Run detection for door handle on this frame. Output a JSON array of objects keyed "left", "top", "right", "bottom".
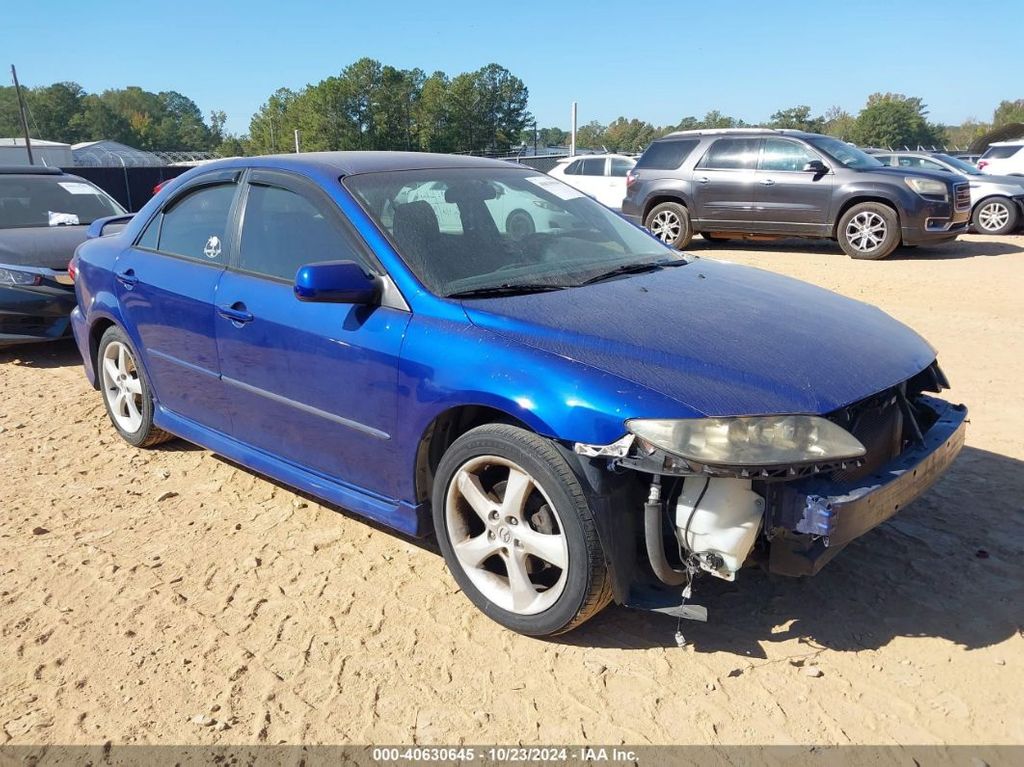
[
  {"left": 760, "top": 179, "right": 776, "bottom": 186},
  {"left": 216, "top": 303, "right": 255, "bottom": 324},
  {"left": 115, "top": 268, "right": 138, "bottom": 288},
  {"left": 696, "top": 176, "right": 711, "bottom": 184}
]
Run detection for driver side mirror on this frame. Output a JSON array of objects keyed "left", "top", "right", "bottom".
[
  {"left": 294, "top": 260, "right": 381, "bottom": 305},
  {"left": 803, "top": 160, "right": 828, "bottom": 174}
]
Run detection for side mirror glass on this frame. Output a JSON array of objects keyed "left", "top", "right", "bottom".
[
  {"left": 294, "top": 260, "right": 380, "bottom": 305},
  {"left": 803, "top": 160, "right": 828, "bottom": 174}
]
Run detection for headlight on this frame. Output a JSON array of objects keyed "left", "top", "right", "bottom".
[
  {"left": 0, "top": 266, "right": 41, "bottom": 286},
  {"left": 904, "top": 177, "right": 948, "bottom": 199},
  {"left": 626, "top": 415, "right": 866, "bottom": 467}
]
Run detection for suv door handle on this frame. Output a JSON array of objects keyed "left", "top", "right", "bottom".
[
  {"left": 696, "top": 176, "right": 711, "bottom": 184},
  {"left": 760, "top": 178, "right": 776, "bottom": 186},
  {"left": 216, "top": 303, "right": 254, "bottom": 324},
  {"left": 115, "top": 268, "right": 138, "bottom": 288}
]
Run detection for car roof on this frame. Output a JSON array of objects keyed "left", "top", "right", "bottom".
[
  {"left": 197, "top": 151, "right": 519, "bottom": 176},
  {"left": 0, "top": 165, "right": 65, "bottom": 175}
]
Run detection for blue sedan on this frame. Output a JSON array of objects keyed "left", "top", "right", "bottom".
[{"left": 69, "top": 152, "right": 967, "bottom": 636}]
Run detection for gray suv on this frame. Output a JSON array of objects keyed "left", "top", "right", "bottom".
[{"left": 622, "top": 129, "right": 972, "bottom": 260}]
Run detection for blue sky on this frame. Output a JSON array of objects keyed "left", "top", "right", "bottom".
[{"left": 3, "top": 0, "right": 1020, "bottom": 136}]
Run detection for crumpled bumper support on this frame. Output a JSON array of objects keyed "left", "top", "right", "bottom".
[{"left": 767, "top": 396, "right": 967, "bottom": 576}]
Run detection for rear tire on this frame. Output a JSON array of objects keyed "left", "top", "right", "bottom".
[
  {"left": 432, "top": 424, "right": 612, "bottom": 636},
  {"left": 972, "top": 196, "right": 1019, "bottom": 235},
  {"left": 837, "top": 202, "right": 900, "bottom": 260},
  {"left": 644, "top": 201, "right": 693, "bottom": 250},
  {"left": 97, "top": 326, "right": 172, "bottom": 448}
]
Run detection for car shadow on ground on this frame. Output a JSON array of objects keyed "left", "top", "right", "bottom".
[
  {"left": 555, "top": 445, "right": 1023, "bottom": 657},
  {"left": 0, "top": 338, "right": 81, "bottom": 369},
  {"left": 687, "top": 234, "right": 1022, "bottom": 260}
]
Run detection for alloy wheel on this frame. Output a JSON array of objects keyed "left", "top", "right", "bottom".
[
  {"left": 101, "top": 341, "right": 144, "bottom": 433},
  {"left": 649, "top": 210, "right": 682, "bottom": 243},
  {"left": 977, "top": 201, "right": 1010, "bottom": 232},
  {"left": 445, "top": 455, "right": 569, "bottom": 615},
  {"left": 845, "top": 211, "right": 887, "bottom": 253}
]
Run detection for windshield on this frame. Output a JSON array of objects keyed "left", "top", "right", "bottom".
[
  {"left": 344, "top": 167, "right": 682, "bottom": 297},
  {"left": 0, "top": 175, "right": 125, "bottom": 229},
  {"left": 804, "top": 137, "right": 883, "bottom": 169},
  {"left": 934, "top": 154, "right": 982, "bottom": 175}
]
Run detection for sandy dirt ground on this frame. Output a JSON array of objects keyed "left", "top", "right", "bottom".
[{"left": 1, "top": 233, "right": 1022, "bottom": 747}]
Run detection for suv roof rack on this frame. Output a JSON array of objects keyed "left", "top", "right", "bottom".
[
  {"left": 663, "top": 128, "right": 779, "bottom": 138},
  {"left": 0, "top": 165, "right": 64, "bottom": 175}
]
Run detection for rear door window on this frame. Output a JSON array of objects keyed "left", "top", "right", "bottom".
[
  {"left": 635, "top": 140, "right": 699, "bottom": 170},
  {"left": 156, "top": 183, "right": 237, "bottom": 265},
  {"left": 563, "top": 160, "right": 583, "bottom": 175},
  {"left": 580, "top": 158, "right": 606, "bottom": 176},
  {"left": 698, "top": 138, "right": 762, "bottom": 170}
]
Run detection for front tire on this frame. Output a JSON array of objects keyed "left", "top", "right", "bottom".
[
  {"left": 644, "top": 201, "right": 693, "bottom": 249},
  {"left": 97, "top": 326, "right": 172, "bottom": 448},
  {"left": 505, "top": 209, "right": 536, "bottom": 241},
  {"left": 432, "top": 424, "right": 612, "bottom": 636},
  {"left": 972, "top": 196, "right": 1019, "bottom": 235},
  {"left": 837, "top": 202, "right": 900, "bottom": 260}
]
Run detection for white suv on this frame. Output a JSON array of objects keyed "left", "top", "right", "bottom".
[{"left": 978, "top": 141, "right": 1024, "bottom": 176}]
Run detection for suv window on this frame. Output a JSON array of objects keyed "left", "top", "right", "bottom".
[
  {"left": 636, "top": 139, "right": 699, "bottom": 170},
  {"left": 238, "top": 183, "right": 367, "bottom": 281},
  {"left": 609, "top": 158, "right": 634, "bottom": 177},
  {"left": 894, "top": 156, "right": 946, "bottom": 171},
  {"left": 699, "top": 138, "right": 762, "bottom": 170},
  {"left": 157, "top": 183, "right": 237, "bottom": 264},
  {"left": 981, "top": 144, "right": 1023, "bottom": 160},
  {"left": 580, "top": 158, "right": 606, "bottom": 176},
  {"left": 759, "top": 139, "right": 818, "bottom": 172},
  {"left": 563, "top": 160, "right": 583, "bottom": 176}
]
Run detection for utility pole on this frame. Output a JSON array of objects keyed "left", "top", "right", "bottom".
[
  {"left": 10, "top": 65, "right": 34, "bottom": 165},
  {"left": 570, "top": 102, "right": 577, "bottom": 157},
  {"left": 533, "top": 119, "right": 538, "bottom": 155},
  {"left": 294, "top": 129, "right": 300, "bottom": 153}
]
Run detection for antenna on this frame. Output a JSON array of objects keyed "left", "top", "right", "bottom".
[{"left": 10, "top": 65, "right": 34, "bottom": 165}]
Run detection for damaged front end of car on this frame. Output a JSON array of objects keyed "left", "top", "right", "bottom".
[{"left": 573, "top": 361, "right": 968, "bottom": 621}]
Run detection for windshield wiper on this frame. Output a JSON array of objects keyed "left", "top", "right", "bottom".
[
  {"left": 447, "top": 283, "right": 570, "bottom": 299},
  {"left": 576, "top": 258, "right": 686, "bottom": 286}
]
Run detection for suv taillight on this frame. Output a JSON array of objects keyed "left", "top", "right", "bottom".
[
  {"left": 977, "top": 160, "right": 988, "bottom": 170},
  {"left": 626, "top": 171, "right": 637, "bottom": 189},
  {"left": 68, "top": 254, "right": 78, "bottom": 282}
]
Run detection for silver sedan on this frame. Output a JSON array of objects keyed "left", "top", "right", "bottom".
[{"left": 874, "top": 151, "right": 1024, "bottom": 235}]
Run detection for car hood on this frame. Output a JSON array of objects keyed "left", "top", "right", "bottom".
[
  {"left": 463, "top": 259, "right": 936, "bottom": 417},
  {"left": 0, "top": 226, "right": 89, "bottom": 270},
  {"left": 966, "top": 174, "right": 1024, "bottom": 192},
  {"left": 866, "top": 166, "right": 965, "bottom": 185}
]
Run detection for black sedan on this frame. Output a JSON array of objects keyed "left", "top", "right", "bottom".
[{"left": 0, "top": 166, "right": 125, "bottom": 347}]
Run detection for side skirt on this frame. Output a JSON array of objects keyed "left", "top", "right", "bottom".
[{"left": 154, "top": 406, "right": 424, "bottom": 536}]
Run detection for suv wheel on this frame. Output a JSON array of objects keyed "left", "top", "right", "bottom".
[
  {"left": 972, "top": 197, "right": 1019, "bottom": 235},
  {"left": 837, "top": 202, "right": 900, "bottom": 260},
  {"left": 644, "top": 202, "right": 693, "bottom": 249},
  {"left": 432, "top": 424, "right": 612, "bottom": 636}
]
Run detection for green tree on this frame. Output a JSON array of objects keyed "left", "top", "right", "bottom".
[
  {"left": 602, "top": 117, "right": 658, "bottom": 152},
  {"left": 851, "top": 93, "right": 943, "bottom": 149},
  {"left": 767, "top": 105, "right": 824, "bottom": 132},
  {"left": 574, "top": 120, "right": 606, "bottom": 149},
  {"left": 822, "top": 105, "right": 856, "bottom": 139},
  {"left": 992, "top": 99, "right": 1024, "bottom": 127}
]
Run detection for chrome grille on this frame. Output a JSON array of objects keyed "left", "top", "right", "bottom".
[{"left": 954, "top": 182, "right": 971, "bottom": 211}]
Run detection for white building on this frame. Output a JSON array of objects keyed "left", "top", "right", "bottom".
[{"left": 0, "top": 138, "right": 74, "bottom": 167}]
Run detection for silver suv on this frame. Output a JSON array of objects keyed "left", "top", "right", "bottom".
[{"left": 622, "top": 129, "right": 971, "bottom": 260}]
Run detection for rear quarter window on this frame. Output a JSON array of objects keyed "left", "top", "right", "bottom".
[
  {"left": 982, "top": 144, "right": 1023, "bottom": 159},
  {"left": 636, "top": 140, "right": 700, "bottom": 170}
]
